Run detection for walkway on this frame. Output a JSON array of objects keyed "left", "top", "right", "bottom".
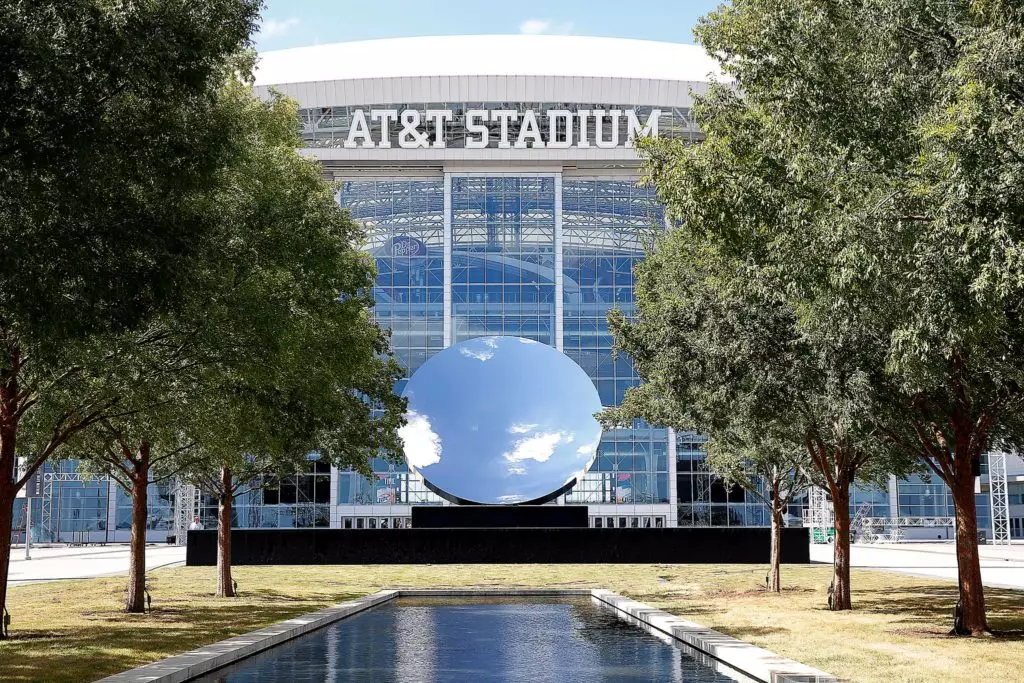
[
  {"left": 8, "top": 544, "right": 187, "bottom": 587},
  {"left": 809, "top": 541, "right": 1024, "bottom": 590}
]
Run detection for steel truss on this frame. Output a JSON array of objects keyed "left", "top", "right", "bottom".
[
  {"left": 988, "top": 451, "right": 1011, "bottom": 545},
  {"left": 807, "top": 487, "right": 833, "bottom": 544},
  {"left": 172, "top": 479, "right": 202, "bottom": 546}
]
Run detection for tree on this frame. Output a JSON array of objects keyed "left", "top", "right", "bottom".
[
  {"left": 66, "top": 328, "right": 202, "bottom": 613},
  {"left": 704, "top": 431, "right": 810, "bottom": 592},
  {"left": 599, "top": 227, "right": 912, "bottom": 611},
  {"left": 165, "top": 84, "right": 406, "bottom": 599},
  {"left": 678, "top": 0, "right": 1024, "bottom": 635},
  {"left": 0, "top": 0, "right": 260, "bottom": 632}
]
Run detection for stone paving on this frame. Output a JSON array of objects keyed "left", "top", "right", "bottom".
[
  {"left": 8, "top": 544, "right": 186, "bottom": 587},
  {"left": 809, "top": 540, "right": 1024, "bottom": 589}
]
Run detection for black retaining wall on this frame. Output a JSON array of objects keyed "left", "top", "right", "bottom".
[
  {"left": 412, "top": 505, "right": 589, "bottom": 528},
  {"left": 185, "top": 527, "right": 810, "bottom": 565}
]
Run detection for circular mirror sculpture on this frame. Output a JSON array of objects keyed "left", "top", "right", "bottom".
[{"left": 398, "top": 336, "right": 603, "bottom": 505}]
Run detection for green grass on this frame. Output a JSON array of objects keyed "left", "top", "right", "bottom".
[{"left": 1, "top": 563, "right": 1022, "bottom": 682}]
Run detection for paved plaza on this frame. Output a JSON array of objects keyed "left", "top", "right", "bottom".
[
  {"left": 810, "top": 540, "right": 1024, "bottom": 589},
  {"left": 8, "top": 544, "right": 187, "bottom": 587},
  {"left": 8, "top": 540, "right": 1024, "bottom": 591}
]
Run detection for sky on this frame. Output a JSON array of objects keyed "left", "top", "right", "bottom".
[
  {"left": 398, "top": 336, "right": 602, "bottom": 505},
  {"left": 255, "top": 0, "right": 722, "bottom": 52}
]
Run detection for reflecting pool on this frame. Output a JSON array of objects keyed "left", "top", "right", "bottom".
[
  {"left": 398, "top": 335, "right": 603, "bottom": 504},
  {"left": 193, "top": 597, "right": 750, "bottom": 683}
]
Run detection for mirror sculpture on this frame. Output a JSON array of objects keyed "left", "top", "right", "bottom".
[{"left": 399, "top": 336, "right": 603, "bottom": 504}]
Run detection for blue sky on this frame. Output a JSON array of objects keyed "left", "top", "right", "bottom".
[
  {"left": 256, "top": 0, "right": 722, "bottom": 51},
  {"left": 399, "top": 336, "right": 602, "bottom": 504}
]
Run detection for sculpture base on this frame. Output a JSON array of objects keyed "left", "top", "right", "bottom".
[
  {"left": 411, "top": 505, "right": 588, "bottom": 528},
  {"left": 185, "top": 527, "right": 811, "bottom": 565}
]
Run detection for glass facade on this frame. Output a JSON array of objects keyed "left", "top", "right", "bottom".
[
  {"left": 332, "top": 173, "right": 681, "bottom": 523},
  {"left": 896, "top": 476, "right": 955, "bottom": 518},
  {"left": 451, "top": 176, "right": 556, "bottom": 344},
  {"left": 676, "top": 432, "right": 772, "bottom": 527},
  {"left": 339, "top": 179, "right": 444, "bottom": 378},
  {"left": 115, "top": 482, "right": 174, "bottom": 532}
]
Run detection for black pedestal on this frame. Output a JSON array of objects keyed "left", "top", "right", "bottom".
[
  {"left": 411, "top": 505, "right": 588, "bottom": 528},
  {"left": 185, "top": 527, "right": 811, "bottom": 565}
]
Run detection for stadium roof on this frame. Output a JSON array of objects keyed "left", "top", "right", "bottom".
[{"left": 254, "top": 35, "right": 725, "bottom": 87}]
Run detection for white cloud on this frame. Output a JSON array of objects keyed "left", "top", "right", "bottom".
[
  {"left": 259, "top": 17, "right": 301, "bottom": 38},
  {"left": 507, "top": 465, "right": 527, "bottom": 475},
  {"left": 518, "top": 337, "right": 539, "bottom": 344},
  {"left": 503, "top": 431, "right": 567, "bottom": 463},
  {"left": 508, "top": 423, "right": 537, "bottom": 434},
  {"left": 497, "top": 494, "right": 525, "bottom": 503},
  {"left": 519, "top": 19, "right": 574, "bottom": 35},
  {"left": 459, "top": 336, "right": 499, "bottom": 362},
  {"left": 398, "top": 410, "right": 442, "bottom": 469},
  {"left": 459, "top": 346, "right": 494, "bottom": 361},
  {"left": 576, "top": 439, "right": 600, "bottom": 458}
]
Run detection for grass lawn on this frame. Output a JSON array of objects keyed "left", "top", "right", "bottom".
[{"left": 1, "top": 563, "right": 1022, "bottom": 682}]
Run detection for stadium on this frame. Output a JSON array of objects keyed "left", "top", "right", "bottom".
[{"left": 14, "top": 35, "right": 1024, "bottom": 544}]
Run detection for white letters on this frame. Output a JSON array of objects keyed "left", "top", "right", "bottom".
[
  {"left": 626, "top": 109, "right": 661, "bottom": 147},
  {"left": 370, "top": 109, "right": 397, "bottom": 148},
  {"left": 514, "top": 110, "right": 545, "bottom": 149},
  {"left": 344, "top": 110, "right": 374, "bottom": 148},
  {"left": 425, "top": 109, "right": 453, "bottom": 148},
  {"left": 547, "top": 110, "right": 573, "bottom": 149},
  {"left": 491, "top": 110, "right": 518, "bottom": 149},
  {"left": 576, "top": 110, "right": 591, "bottom": 148},
  {"left": 465, "top": 110, "right": 489, "bottom": 148},
  {"left": 594, "top": 109, "right": 622, "bottom": 149},
  {"left": 398, "top": 110, "right": 429, "bottom": 148},
  {"left": 342, "top": 108, "right": 659, "bottom": 150}
]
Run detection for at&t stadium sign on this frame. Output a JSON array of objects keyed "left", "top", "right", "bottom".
[{"left": 338, "top": 108, "right": 661, "bottom": 150}]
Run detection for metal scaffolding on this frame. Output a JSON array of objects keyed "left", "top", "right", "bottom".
[
  {"left": 172, "top": 480, "right": 202, "bottom": 546},
  {"left": 807, "top": 486, "right": 833, "bottom": 544},
  {"left": 988, "top": 451, "right": 1011, "bottom": 545}
]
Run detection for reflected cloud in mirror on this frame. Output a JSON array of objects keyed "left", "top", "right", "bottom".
[{"left": 398, "top": 336, "right": 602, "bottom": 505}]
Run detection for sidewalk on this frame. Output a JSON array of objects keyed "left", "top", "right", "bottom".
[
  {"left": 8, "top": 544, "right": 186, "bottom": 587},
  {"left": 809, "top": 541, "right": 1024, "bottom": 590}
]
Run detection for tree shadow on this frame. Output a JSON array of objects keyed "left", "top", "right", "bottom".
[
  {"left": 831, "top": 583, "right": 1024, "bottom": 637},
  {"left": 0, "top": 590, "right": 368, "bottom": 683}
]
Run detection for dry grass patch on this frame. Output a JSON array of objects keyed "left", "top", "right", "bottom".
[{"left": 0, "top": 563, "right": 1021, "bottom": 682}]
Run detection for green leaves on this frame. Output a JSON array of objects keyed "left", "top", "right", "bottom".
[{"left": 0, "top": 0, "right": 262, "bottom": 343}]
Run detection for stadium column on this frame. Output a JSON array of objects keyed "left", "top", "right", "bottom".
[
  {"left": 554, "top": 172, "right": 566, "bottom": 506},
  {"left": 106, "top": 479, "right": 118, "bottom": 543},
  {"left": 442, "top": 172, "right": 453, "bottom": 348},
  {"left": 329, "top": 465, "right": 340, "bottom": 529},
  {"left": 667, "top": 428, "right": 678, "bottom": 527},
  {"left": 554, "top": 172, "right": 564, "bottom": 352}
]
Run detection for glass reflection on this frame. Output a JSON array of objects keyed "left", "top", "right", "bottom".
[{"left": 399, "top": 336, "right": 602, "bottom": 504}]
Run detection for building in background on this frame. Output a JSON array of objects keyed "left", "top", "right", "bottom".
[{"left": 11, "top": 36, "right": 1024, "bottom": 542}]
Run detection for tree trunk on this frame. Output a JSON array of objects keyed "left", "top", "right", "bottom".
[
  {"left": 0, "top": 340, "right": 20, "bottom": 638},
  {"left": 0, "top": 484, "right": 14, "bottom": 639},
  {"left": 125, "top": 443, "right": 150, "bottom": 613},
  {"left": 216, "top": 466, "right": 234, "bottom": 598},
  {"left": 951, "top": 466, "right": 988, "bottom": 635},
  {"left": 769, "top": 505, "right": 783, "bottom": 592},
  {"left": 830, "top": 485, "right": 852, "bottom": 611}
]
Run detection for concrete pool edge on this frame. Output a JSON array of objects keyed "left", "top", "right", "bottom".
[
  {"left": 590, "top": 589, "right": 839, "bottom": 683},
  {"left": 96, "top": 588, "right": 839, "bottom": 683},
  {"left": 94, "top": 590, "right": 398, "bottom": 683}
]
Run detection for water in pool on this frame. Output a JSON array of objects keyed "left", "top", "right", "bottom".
[{"left": 193, "top": 597, "right": 750, "bottom": 682}]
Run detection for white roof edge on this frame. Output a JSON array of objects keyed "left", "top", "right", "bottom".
[{"left": 254, "top": 35, "right": 725, "bottom": 87}]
